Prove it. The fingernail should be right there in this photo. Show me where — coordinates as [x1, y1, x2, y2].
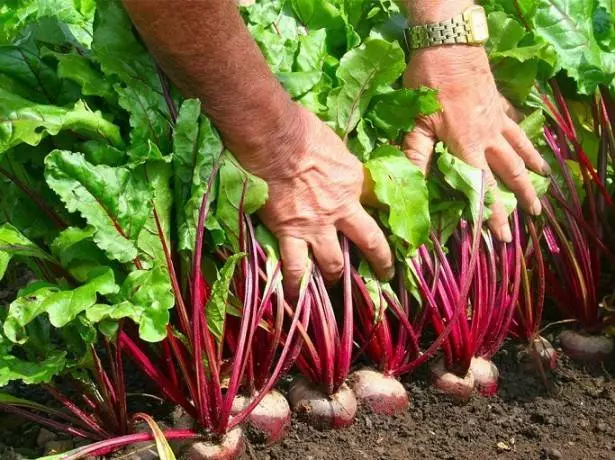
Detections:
[384, 266, 395, 281]
[541, 160, 552, 176]
[530, 198, 542, 216]
[496, 224, 513, 243]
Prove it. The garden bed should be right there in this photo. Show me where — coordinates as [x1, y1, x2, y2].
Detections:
[1, 338, 613, 460]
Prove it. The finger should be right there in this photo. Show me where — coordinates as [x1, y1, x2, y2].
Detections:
[500, 96, 522, 122]
[487, 140, 541, 216]
[279, 236, 309, 299]
[310, 230, 345, 284]
[402, 120, 437, 175]
[487, 199, 513, 243]
[454, 148, 512, 242]
[503, 118, 551, 176]
[337, 206, 394, 281]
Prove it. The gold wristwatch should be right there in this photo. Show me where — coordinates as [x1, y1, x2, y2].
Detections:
[408, 5, 489, 50]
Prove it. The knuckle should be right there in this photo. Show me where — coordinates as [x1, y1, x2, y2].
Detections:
[284, 263, 306, 278]
[363, 230, 385, 254]
[509, 159, 528, 181]
[405, 148, 428, 166]
[323, 259, 344, 277]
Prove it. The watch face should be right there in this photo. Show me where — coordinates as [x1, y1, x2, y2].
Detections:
[468, 8, 489, 43]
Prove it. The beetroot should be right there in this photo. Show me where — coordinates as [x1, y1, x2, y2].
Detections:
[349, 368, 408, 416]
[428, 357, 474, 402]
[510, 218, 559, 375]
[290, 239, 357, 428]
[231, 391, 291, 444]
[288, 377, 357, 429]
[559, 330, 614, 362]
[517, 336, 558, 373]
[184, 427, 245, 460]
[470, 357, 499, 397]
[412, 212, 522, 400]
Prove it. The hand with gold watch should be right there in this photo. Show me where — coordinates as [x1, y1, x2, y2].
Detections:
[402, 2, 550, 242]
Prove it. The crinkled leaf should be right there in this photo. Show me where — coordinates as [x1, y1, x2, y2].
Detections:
[137, 161, 173, 268]
[45, 150, 153, 263]
[50, 226, 113, 282]
[296, 29, 328, 71]
[436, 146, 494, 222]
[277, 71, 323, 99]
[91, 265, 174, 342]
[40, 49, 116, 104]
[327, 38, 406, 136]
[3, 267, 118, 344]
[92, 0, 174, 155]
[533, 0, 614, 94]
[0, 37, 61, 103]
[0, 91, 123, 154]
[0, 345, 66, 386]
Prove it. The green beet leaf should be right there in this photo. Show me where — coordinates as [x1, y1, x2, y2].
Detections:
[487, 12, 556, 103]
[0, 223, 55, 280]
[92, 0, 174, 156]
[0, 0, 95, 46]
[364, 152, 430, 253]
[3, 267, 118, 344]
[0, 91, 123, 155]
[215, 153, 269, 245]
[45, 150, 153, 264]
[89, 264, 175, 343]
[0, 36, 62, 104]
[366, 87, 440, 140]
[206, 252, 245, 342]
[0, 343, 66, 386]
[40, 49, 117, 104]
[327, 37, 406, 138]
[436, 146, 494, 222]
[173, 99, 225, 254]
[533, 0, 614, 94]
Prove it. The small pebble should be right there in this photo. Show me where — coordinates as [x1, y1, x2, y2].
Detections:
[595, 422, 608, 433]
[543, 447, 563, 460]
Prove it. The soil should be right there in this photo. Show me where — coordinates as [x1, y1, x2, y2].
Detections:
[246, 340, 615, 460]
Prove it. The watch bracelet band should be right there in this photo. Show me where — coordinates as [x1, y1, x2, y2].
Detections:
[409, 16, 471, 49]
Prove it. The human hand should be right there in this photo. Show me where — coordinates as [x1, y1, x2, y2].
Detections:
[241, 104, 394, 296]
[402, 46, 550, 241]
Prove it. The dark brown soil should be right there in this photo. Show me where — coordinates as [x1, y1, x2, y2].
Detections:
[245, 339, 615, 460]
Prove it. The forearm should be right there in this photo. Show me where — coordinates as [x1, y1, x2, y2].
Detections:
[121, 0, 298, 168]
[406, 0, 474, 24]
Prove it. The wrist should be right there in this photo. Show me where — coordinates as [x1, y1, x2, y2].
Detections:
[407, 0, 474, 25]
[227, 99, 307, 179]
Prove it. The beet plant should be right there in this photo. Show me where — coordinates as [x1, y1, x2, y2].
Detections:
[538, 85, 615, 362]
[509, 217, 558, 373]
[349, 261, 458, 415]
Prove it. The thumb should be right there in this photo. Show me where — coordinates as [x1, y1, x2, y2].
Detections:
[403, 120, 437, 174]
